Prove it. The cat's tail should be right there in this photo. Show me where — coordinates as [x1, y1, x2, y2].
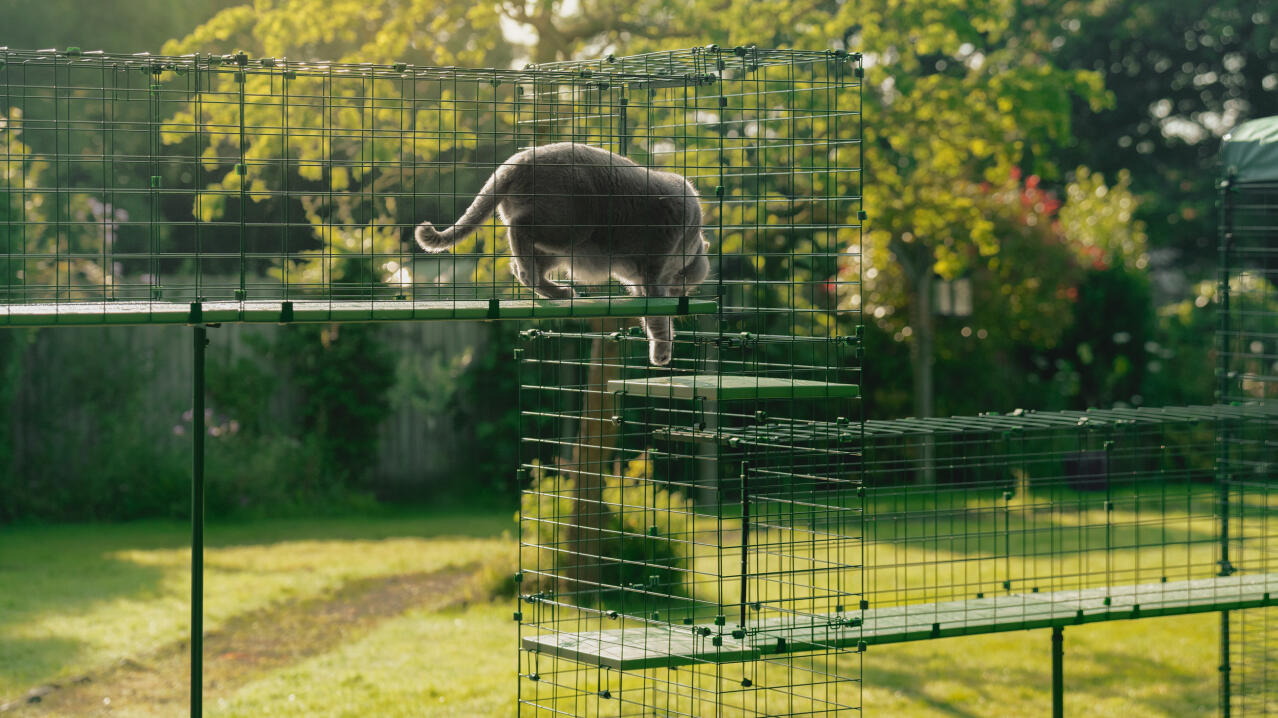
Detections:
[412, 171, 501, 252]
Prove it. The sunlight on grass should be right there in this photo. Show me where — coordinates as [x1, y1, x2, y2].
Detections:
[209, 602, 516, 718]
[0, 505, 1249, 716]
[864, 613, 1217, 717]
[0, 512, 515, 700]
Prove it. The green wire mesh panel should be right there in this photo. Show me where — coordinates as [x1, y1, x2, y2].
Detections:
[516, 48, 865, 717]
[853, 406, 1277, 617]
[0, 48, 729, 324]
[1219, 129, 1278, 716]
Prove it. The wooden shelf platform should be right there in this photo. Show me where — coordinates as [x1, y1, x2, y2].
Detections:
[0, 297, 717, 328]
[522, 573, 1278, 670]
[608, 375, 859, 401]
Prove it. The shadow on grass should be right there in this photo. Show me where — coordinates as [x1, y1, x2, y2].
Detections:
[864, 622, 1215, 718]
[6, 565, 481, 716]
[0, 507, 514, 700]
[0, 635, 91, 704]
[0, 548, 168, 700]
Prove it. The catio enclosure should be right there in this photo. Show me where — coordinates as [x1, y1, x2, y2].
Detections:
[0, 43, 1275, 718]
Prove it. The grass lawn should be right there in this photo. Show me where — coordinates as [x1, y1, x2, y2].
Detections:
[0, 506, 1227, 716]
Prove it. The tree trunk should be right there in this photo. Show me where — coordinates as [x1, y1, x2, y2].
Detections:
[891, 237, 937, 484]
[909, 272, 937, 483]
[563, 319, 620, 600]
[909, 272, 935, 421]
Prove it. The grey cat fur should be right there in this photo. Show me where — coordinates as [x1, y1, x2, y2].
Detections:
[413, 142, 711, 366]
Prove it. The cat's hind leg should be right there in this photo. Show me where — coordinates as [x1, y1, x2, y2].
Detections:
[506, 222, 575, 299]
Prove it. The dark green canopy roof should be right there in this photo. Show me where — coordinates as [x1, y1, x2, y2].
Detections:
[1222, 116, 1278, 183]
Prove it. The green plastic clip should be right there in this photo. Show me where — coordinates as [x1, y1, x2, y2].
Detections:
[150, 176, 162, 188]
[234, 289, 246, 301]
[65, 47, 82, 56]
[235, 164, 246, 175]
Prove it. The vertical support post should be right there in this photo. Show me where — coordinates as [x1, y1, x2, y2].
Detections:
[1220, 610, 1231, 718]
[1217, 172, 1235, 718]
[1052, 626, 1064, 718]
[191, 325, 206, 717]
[739, 461, 750, 626]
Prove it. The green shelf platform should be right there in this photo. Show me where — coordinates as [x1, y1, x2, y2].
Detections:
[522, 573, 1278, 670]
[655, 403, 1278, 446]
[608, 375, 859, 401]
[0, 297, 717, 328]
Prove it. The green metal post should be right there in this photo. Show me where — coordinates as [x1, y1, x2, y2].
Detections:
[191, 325, 206, 717]
[739, 461, 750, 626]
[1220, 610, 1231, 718]
[1052, 626, 1064, 718]
[1217, 173, 1235, 718]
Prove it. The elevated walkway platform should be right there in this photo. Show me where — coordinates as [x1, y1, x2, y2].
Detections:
[522, 573, 1278, 670]
[0, 297, 717, 327]
[609, 375, 859, 401]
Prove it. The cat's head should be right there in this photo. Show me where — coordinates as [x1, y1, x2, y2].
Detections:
[675, 235, 713, 292]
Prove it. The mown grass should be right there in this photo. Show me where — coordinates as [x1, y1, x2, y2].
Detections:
[0, 505, 1232, 717]
[0, 506, 515, 704]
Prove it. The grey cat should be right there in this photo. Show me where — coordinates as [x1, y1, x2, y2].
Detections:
[413, 142, 711, 366]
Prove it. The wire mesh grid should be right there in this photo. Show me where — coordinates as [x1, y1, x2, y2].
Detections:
[9, 40, 1270, 716]
[1, 47, 863, 329]
[855, 406, 1276, 615]
[514, 50, 865, 717]
[1220, 175, 1278, 716]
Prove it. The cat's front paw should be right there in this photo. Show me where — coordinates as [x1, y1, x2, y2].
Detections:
[649, 341, 672, 366]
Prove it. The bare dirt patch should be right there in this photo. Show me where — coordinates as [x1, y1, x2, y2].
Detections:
[3, 564, 479, 717]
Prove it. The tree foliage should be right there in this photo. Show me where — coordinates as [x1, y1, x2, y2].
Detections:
[1054, 0, 1278, 275]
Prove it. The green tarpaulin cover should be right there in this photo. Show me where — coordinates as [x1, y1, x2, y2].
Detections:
[1222, 116, 1278, 183]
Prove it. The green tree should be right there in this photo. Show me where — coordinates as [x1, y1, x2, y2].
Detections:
[1053, 0, 1278, 278]
[553, 0, 1127, 417]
